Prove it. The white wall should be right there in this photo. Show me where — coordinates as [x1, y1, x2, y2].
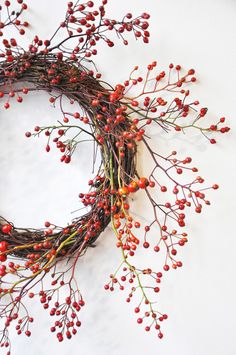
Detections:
[0, 1, 235, 354]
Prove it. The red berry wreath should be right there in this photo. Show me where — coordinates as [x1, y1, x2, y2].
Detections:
[0, 1, 229, 353]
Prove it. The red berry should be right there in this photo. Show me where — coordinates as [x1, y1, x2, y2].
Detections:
[163, 264, 169, 271]
[91, 99, 99, 107]
[212, 184, 219, 190]
[128, 181, 139, 193]
[1, 224, 12, 234]
[0, 254, 7, 262]
[0, 240, 8, 251]
[22, 88, 29, 94]
[138, 177, 149, 189]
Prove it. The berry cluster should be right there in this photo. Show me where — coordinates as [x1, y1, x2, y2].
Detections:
[0, 0, 28, 37]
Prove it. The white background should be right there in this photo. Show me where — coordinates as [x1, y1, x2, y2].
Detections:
[0, 0, 236, 354]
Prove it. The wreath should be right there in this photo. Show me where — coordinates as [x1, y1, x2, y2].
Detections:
[0, 1, 229, 353]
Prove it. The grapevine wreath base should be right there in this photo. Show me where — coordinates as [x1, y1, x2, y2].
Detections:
[0, 54, 136, 256]
[0, 1, 229, 354]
